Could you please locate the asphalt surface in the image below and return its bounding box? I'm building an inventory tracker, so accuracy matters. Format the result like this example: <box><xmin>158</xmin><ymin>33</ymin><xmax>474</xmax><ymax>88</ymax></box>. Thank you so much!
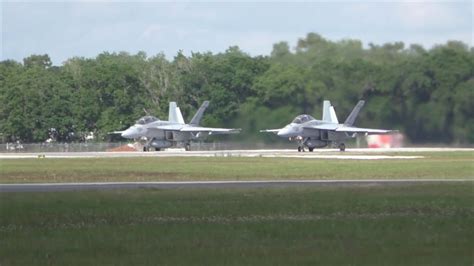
<box><xmin>2</xmin><ymin>147</ymin><xmax>472</xmax><ymax>160</ymax></box>
<box><xmin>1</xmin><ymin>179</ymin><xmax>472</xmax><ymax>193</ymax></box>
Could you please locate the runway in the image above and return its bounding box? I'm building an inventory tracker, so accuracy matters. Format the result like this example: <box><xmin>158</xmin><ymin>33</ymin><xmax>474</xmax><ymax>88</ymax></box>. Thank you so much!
<box><xmin>2</xmin><ymin>148</ymin><xmax>471</xmax><ymax>192</ymax></box>
<box><xmin>1</xmin><ymin>147</ymin><xmax>471</xmax><ymax>160</ymax></box>
<box><xmin>1</xmin><ymin>179</ymin><xmax>472</xmax><ymax>193</ymax></box>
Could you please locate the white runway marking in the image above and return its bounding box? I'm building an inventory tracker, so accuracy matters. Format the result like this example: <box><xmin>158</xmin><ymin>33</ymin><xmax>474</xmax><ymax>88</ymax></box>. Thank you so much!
<box><xmin>0</xmin><ymin>148</ymin><xmax>471</xmax><ymax>160</ymax></box>
<box><xmin>262</xmin><ymin>155</ymin><xmax>424</xmax><ymax>159</ymax></box>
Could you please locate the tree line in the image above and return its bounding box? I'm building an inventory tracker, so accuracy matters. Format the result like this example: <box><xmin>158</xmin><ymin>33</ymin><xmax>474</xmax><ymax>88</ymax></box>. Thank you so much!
<box><xmin>1</xmin><ymin>33</ymin><xmax>473</xmax><ymax>144</ymax></box>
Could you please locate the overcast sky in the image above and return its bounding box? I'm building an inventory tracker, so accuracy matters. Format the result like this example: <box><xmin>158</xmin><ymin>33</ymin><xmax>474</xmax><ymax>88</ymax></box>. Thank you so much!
<box><xmin>1</xmin><ymin>1</ymin><xmax>472</xmax><ymax>65</ymax></box>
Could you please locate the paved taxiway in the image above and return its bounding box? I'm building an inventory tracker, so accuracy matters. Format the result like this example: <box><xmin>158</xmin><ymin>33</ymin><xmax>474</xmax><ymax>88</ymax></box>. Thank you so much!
<box><xmin>1</xmin><ymin>179</ymin><xmax>472</xmax><ymax>193</ymax></box>
<box><xmin>2</xmin><ymin>147</ymin><xmax>472</xmax><ymax>160</ymax></box>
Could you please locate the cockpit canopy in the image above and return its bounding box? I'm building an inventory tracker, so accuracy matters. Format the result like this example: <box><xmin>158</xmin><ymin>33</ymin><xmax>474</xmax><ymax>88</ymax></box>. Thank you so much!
<box><xmin>292</xmin><ymin>114</ymin><xmax>315</xmax><ymax>124</ymax></box>
<box><xmin>136</xmin><ymin>116</ymin><xmax>159</xmax><ymax>125</ymax></box>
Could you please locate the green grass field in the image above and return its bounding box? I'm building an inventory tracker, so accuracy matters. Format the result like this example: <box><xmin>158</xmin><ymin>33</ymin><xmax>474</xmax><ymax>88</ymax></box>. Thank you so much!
<box><xmin>1</xmin><ymin>184</ymin><xmax>473</xmax><ymax>265</ymax></box>
<box><xmin>0</xmin><ymin>151</ymin><xmax>472</xmax><ymax>183</ymax></box>
<box><xmin>1</xmin><ymin>151</ymin><xmax>473</xmax><ymax>265</ymax></box>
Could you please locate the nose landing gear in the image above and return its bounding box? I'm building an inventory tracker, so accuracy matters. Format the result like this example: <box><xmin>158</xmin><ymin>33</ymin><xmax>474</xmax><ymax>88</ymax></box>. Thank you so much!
<box><xmin>295</xmin><ymin>137</ymin><xmax>317</xmax><ymax>152</ymax></box>
<box><xmin>142</xmin><ymin>137</ymin><xmax>154</xmax><ymax>152</ymax></box>
<box><xmin>296</xmin><ymin>137</ymin><xmax>305</xmax><ymax>152</ymax></box>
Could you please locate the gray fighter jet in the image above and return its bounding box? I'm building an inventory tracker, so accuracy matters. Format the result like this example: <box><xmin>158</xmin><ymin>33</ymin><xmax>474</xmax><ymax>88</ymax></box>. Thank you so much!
<box><xmin>260</xmin><ymin>100</ymin><xmax>394</xmax><ymax>152</ymax></box>
<box><xmin>113</xmin><ymin>101</ymin><xmax>240</xmax><ymax>151</ymax></box>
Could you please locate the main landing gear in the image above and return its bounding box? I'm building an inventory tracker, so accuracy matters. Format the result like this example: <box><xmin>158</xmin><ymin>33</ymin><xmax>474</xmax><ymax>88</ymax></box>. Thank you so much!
<box><xmin>143</xmin><ymin>138</ymin><xmax>154</xmax><ymax>152</ymax></box>
<box><xmin>296</xmin><ymin>137</ymin><xmax>316</xmax><ymax>152</ymax></box>
<box><xmin>297</xmin><ymin>137</ymin><xmax>305</xmax><ymax>152</ymax></box>
<box><xmin>338</xmin><ymin>143</ymin><xmax>346</xmax><ymax>152</ymax></box>
<box><xmin>297</xmin><ymin>146</ymin><xmax>315</xmax><ymax>152</ymax></box>
<box><xmin>143</xmin><ymin>146</ymin><xmax>160</xmax><ymax>152</ymax></box>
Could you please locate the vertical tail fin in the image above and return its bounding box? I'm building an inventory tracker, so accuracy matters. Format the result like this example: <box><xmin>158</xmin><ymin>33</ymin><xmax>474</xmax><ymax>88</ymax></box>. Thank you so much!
<box><xmin>322</xmin><ymin>100</ymin><xmax>339</xmax><ymax>123</ymax></box>
<box><xmin>322</xmin><ymin>101</ymin><xmax>331</xmax><ymax>122</ymax></box>
<box><xmin>168</xmin><ymin>102</ymin><xmax>185</xmax><ymax>124</ymax></box>
<box><xmin>329</xmin><ymin>105</ymin><xmax>339</xmax><ymax>124</ymax></box>
<box><xmin>344</xmin><ymin>100</ymin><xmax>365</xmax><ymax>126</ymax></box>
<box><xmin>189</xmin><ymin>101</ymin><xmax>209</xmax><ymax>126</ymax></box>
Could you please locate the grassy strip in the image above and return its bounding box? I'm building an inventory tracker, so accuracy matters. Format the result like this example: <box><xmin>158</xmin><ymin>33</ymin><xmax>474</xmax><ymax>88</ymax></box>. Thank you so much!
<box><xmin>1</xmin><ymin>183</ymin><xmax>473</xmax><ymax>265</ymax></box>
<box><xmin>0</xmin><ymin>151</ymin><xmax>472</xmax><ymax>183</ymax></box>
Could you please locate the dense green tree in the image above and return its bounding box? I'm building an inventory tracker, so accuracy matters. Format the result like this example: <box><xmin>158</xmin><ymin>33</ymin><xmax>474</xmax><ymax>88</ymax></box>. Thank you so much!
<box><xmin>23</xmin><ymin>54</ymin><xmax>52</xmax><ymax>69</ymax></box>
<box><xmin>0</xmin><ymin>34</ymin><xmax>472</xmax><ymax>144</ymax></box>
<box><xmin>1</xmin><ymin>56</ymin><xmax>73</xmax><ymax>141</ymax></box>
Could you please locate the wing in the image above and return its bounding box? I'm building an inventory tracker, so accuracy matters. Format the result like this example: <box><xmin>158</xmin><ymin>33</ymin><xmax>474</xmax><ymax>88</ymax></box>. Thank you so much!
<box><xmin>153</xmin><ymin>125</ymin><xmax>184</xmax><ymax>131</ymax></box>
<box><xmin>303</xmin><ymin>124</ymin><xmax>394</xmax><ymax>134</ymax></box>
<box><xmin>108</xmin><ymin>131</ymin><xmax>125</xmax><ymax>134</ymax></box>
<box><xmin>335</xmin><ymin>126</ymin><xmax>394</xmax><ymax>134</ymax></box>
<box><xmin>180</xmin><ymin>126</ymin><xmax>240</xmax><ymax>135</ymax></box>
<box><xmin>302</xmin><ymin>124</ymin><xmax>339</xmax><ymax>131</ymax></box>
<box><xmin>260</xmin><ymin>129</ymin><xmax>282</xmax><ymax>134</ymax></box>
<box><xmin>151</xmin><ymin>124</ymin><xmax>239</xmax><ymax>135</ymax></box>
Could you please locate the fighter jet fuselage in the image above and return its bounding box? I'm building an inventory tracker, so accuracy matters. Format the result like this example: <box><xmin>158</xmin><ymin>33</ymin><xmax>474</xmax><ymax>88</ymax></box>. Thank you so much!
<box><xmin>113</xmin><ymin>101</ymin><xmax>239</xmax><ymax>151</ymax></box>
<box><xmin>261</xmin><ymin>100</ymin><xmax>394</xmax><ymax>152</ymax></box>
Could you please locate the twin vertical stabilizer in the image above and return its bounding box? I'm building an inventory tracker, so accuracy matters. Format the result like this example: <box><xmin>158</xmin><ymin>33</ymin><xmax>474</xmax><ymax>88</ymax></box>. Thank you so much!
<box><xmin>168</xmin><ymin>101</ymin><xmax>210</xmax><ymax>125</ymax></box>
<box><xmin>344</xmin><ymin>100</ymin><xmax>365</xmax><ymax>126</ymax></box>
<box><xmin>322</xmin><ymin>100</ymin><xmax>339</xmax><ymax>124</ymax></box>
<box><xmin>322</xmin><ymin>100</ymin><xmax>365</xmax><ymax>126</ymax></box>
<box><xmin>168</xmin><ymin>102</ymin><xmax>185</xmax><ymax>124</ymax></box>
<box><xmin>189</xmin><ymin>101</ymin><xmax>209</xmax><ymax>126</ymax></box>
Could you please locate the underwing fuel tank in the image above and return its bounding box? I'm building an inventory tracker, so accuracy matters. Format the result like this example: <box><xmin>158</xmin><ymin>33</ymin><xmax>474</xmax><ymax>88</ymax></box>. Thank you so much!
<box><xmin>150</xmin><ymin>140</ymin><xmax>173</xmax><ymax>149</ymax></box>
<box><xmin>305</xmin><ymin>139</ymin><xmax>328</xmax><ymax>148</ymax></box>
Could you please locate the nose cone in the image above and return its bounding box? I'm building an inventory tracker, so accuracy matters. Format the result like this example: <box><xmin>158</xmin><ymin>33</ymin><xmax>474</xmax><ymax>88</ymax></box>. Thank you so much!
<box><xmin>121</xmin><ymin>126</ymin><xmax>144</xmax><ymax>139</ymax></box>
<box><xmin>277</xmin><ymin>125</ymin><xmax>294</xmax><ymax>138</ymax></box>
